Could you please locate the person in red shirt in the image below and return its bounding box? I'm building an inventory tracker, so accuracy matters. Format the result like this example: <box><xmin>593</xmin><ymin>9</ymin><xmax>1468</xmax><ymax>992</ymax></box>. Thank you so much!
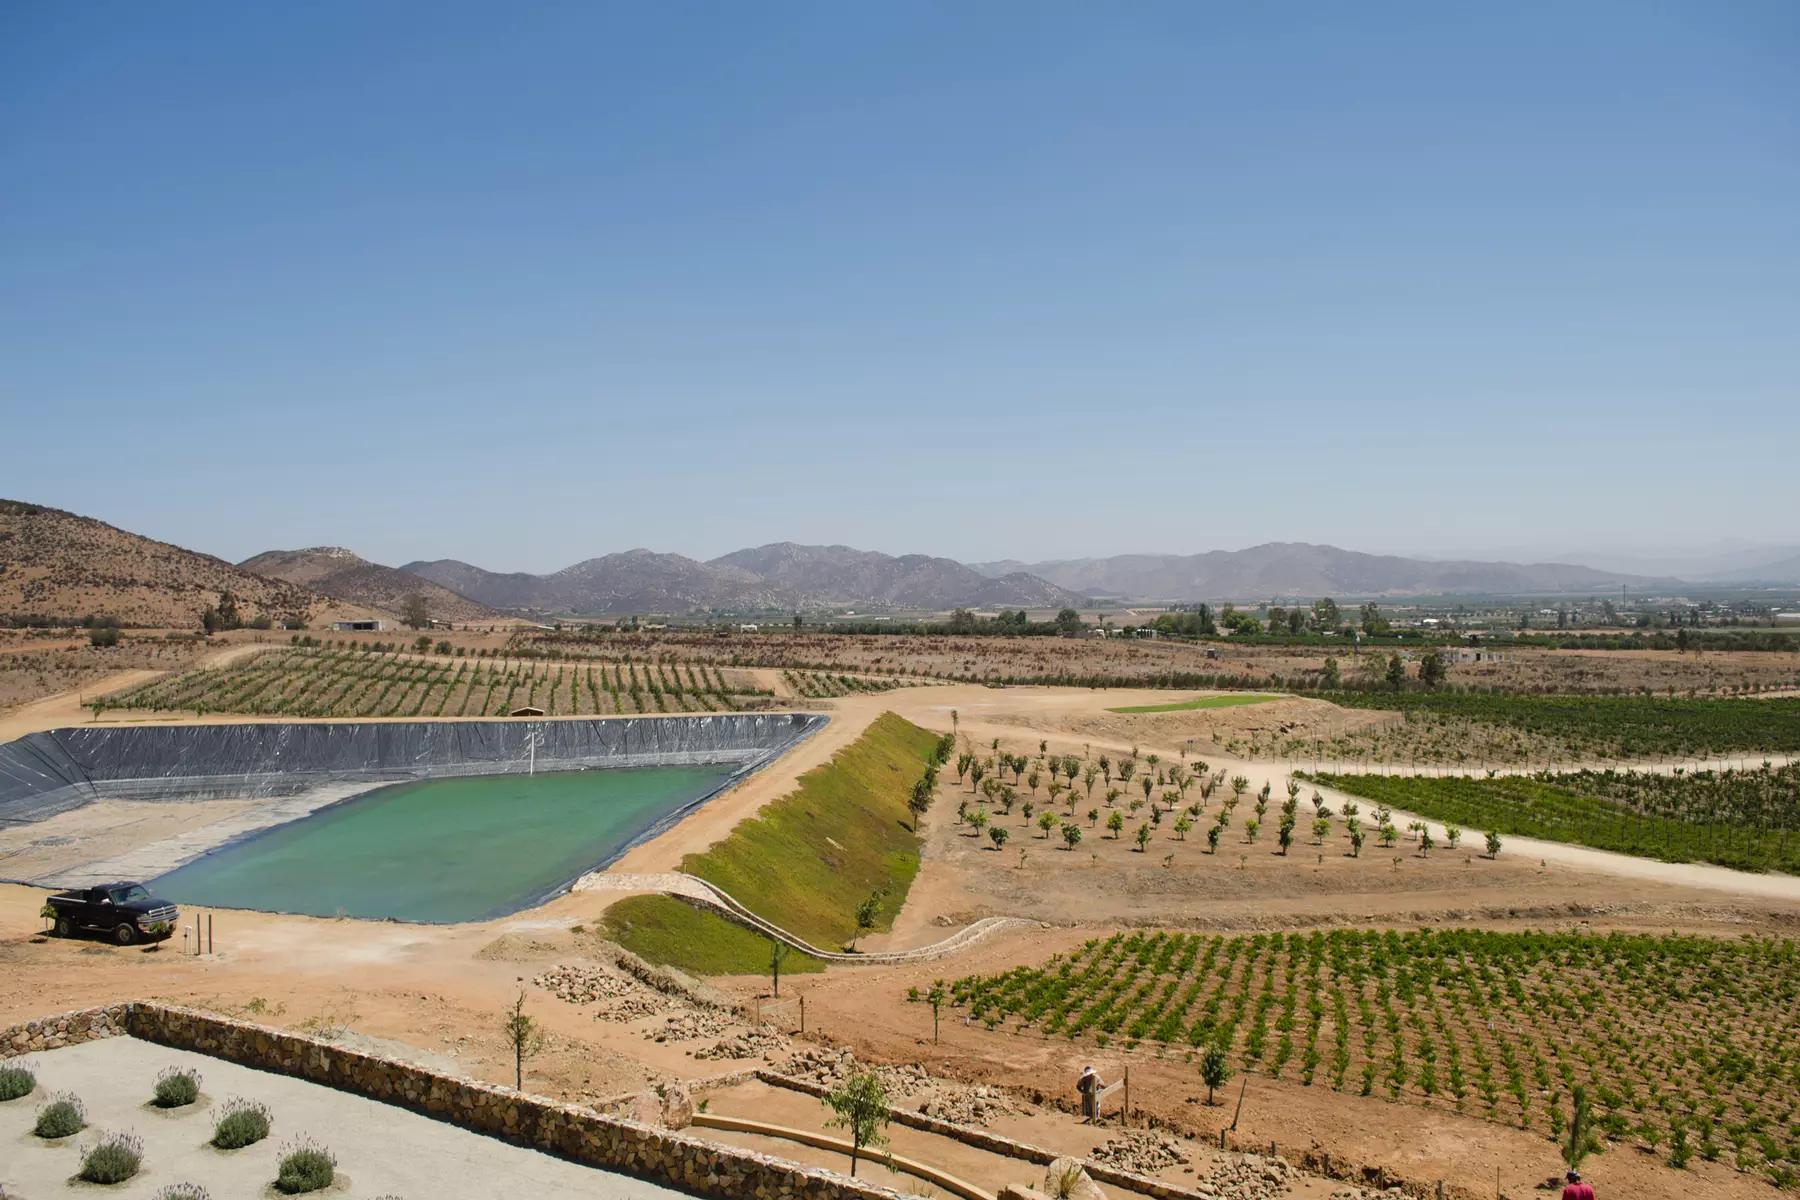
<box><xmin>1561</xmin><ymin>1168</ymin><xmax>1595</xmax><ymax>1200</ymax></box>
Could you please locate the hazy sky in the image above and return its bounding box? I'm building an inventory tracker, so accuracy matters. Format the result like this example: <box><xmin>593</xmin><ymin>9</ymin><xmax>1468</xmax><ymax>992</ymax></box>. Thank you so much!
<box><xmin>3</xmin><ymin>3</ymin><xmax>1796</xmax><ymax>572</ymax></box>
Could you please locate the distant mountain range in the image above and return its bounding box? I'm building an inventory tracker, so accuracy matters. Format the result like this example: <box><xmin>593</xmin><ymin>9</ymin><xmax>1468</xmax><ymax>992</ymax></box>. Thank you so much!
<box><xmin>239</xmin><ymin>548</ymin><xmax>499</xmax><ymax>623</ymax></box>
<box><xmin>397</xmin><ymin>543</ymin><xmax>1089</xmax><ymax>615</ymax></box>
<box><xmin>10</xmin><ymin>496</ymin><xmax>1800</xmax><ymax>629</ymax></box>
<box><xmin>971</xmin><ymin>543</ymin><xmax>1684</xmax><ymax>600</ymax></box>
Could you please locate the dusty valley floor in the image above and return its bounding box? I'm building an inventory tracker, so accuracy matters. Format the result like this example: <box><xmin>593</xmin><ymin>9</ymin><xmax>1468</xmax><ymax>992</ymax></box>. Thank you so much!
<box><xmin>3</xmin><ymin>678</ymin><xmax>1798</xmax><ymax>1199</ymax></box>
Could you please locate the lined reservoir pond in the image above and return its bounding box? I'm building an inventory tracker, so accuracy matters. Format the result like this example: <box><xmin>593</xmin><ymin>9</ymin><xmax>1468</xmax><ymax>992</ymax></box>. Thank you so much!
<box><xmin>151</xmin><ymin>765</ymin><xmax>735</xmax><ymax>922</ymax></box>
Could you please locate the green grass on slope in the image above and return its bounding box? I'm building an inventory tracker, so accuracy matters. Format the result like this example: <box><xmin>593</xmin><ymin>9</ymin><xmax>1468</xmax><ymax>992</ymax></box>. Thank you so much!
<box><xmin>1107</xmin><ymin>693</ymin><xmax>1281</xmax><ymax>714</ymax></box>
<box><xmin>604</xmin><ymin>711</ymin><xmax>942</xmax><ymax>972</ymax></box>
<box><xmin>602</xmin><ymin>894</ymin><xmax>825</xmax><ymax>977</ymax></box>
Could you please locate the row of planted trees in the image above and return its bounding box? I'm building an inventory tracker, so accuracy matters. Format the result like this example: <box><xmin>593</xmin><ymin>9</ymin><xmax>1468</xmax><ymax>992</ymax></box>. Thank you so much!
<box><xmin>950</xmin><ymin>928</ymin><xmax>1800</xmax><ymax>1185</ymax></box>
<box><xmin>940</xmin><ymin>730</ymin><xmax>1501</xmax><ymax>863</ymax></box>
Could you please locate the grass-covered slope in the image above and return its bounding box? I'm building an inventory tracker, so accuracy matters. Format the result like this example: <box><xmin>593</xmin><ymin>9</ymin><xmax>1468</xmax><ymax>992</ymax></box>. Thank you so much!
<box><xmin>603</xmin><ymin>711</ymin><xmax>946</xmax><ymax>972</ymax></box>
<box><xmin>601</xmin><ymin>893</ymin><xmax>826</xmax><ymax>976</ymax></box>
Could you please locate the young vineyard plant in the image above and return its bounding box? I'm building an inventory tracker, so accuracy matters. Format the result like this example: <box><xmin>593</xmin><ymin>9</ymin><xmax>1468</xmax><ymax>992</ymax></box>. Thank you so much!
<box><xmin>951</xmin><ymin>927</ymin><xmax>1800</xmax><ymax>1184</ymax></box>
<box><xmin>1314</xmin><ymin>763</ymin><xmax>1800</xmax><ymax>874</ymax></box>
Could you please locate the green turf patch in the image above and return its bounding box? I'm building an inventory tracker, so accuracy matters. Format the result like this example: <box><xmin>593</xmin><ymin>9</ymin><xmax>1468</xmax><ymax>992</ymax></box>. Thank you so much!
<box><xmin>601</xmin><ymin>712</ymin><xmax>944</xmax><ymax>973</ymax></box>
<box><xmin>601</xmin><ymin>895</ymin><xmax>825</xmax><ymax>976</ymax></box>
<box><xmin>1107</xmin><ymin>693</ymin><xmax>1282</xmax><ymax>714</ymax></box>
<box><xmin>681</xmin><ymin>711</ymin><xmax>940</xmax><ymax>954</ymax></box>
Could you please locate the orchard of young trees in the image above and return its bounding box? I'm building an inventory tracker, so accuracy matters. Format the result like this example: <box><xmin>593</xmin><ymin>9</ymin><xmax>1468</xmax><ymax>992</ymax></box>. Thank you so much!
<box><xmin>953</xmin><ymin>928</ymin><xmax>1800</xmax><ymax>1183</ymax></box>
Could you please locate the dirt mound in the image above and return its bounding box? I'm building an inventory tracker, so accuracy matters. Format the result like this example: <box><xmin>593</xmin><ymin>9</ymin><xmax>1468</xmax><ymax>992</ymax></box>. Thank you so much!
<box><xmin>474</xmin><ymin>934</ymin><xmax>564</xmax><ymax>962</ymax></box>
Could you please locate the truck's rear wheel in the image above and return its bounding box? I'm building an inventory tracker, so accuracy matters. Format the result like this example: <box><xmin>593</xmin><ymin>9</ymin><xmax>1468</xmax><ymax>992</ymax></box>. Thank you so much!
<box><xmin>55</xmin><ymin>917</ymin><xmax>73</xmax><ymax>938</ymax></box>
<box><xmin>113</xmin><ymin>923</ymin><xmax>137</xmax><ymax>946</ymax></box>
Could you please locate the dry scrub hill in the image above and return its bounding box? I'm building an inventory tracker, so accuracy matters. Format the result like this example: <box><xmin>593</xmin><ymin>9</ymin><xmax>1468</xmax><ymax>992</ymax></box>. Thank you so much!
<box><xmin>240</xmin><ymin>547</ymin><xmax>498</xmax><ymax>624</ymax></box>
<box><xmin>0</xmin><ymin>499</ymin><xmax>383</xmax><ymax>628</ymax></box>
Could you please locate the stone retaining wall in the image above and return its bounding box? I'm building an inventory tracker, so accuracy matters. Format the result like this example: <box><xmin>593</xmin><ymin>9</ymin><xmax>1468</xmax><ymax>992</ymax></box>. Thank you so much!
<box><xmin>0</xmin><ymin>1003</ymin><xmax>128</xmax><ymax>1056</ymax></box>
<box><xmin>4</xmin><ymin>1002</ymin><xmax>908</xmax><ymax>1200</ymax></box>
<box><xmin>752</xmin><ymin>1071</ymin><xmax>1205</xmax><ymax>1200</ymax></box>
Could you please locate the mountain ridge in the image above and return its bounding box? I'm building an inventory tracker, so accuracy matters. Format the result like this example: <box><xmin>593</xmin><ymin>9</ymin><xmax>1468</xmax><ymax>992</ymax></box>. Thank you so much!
<box><xmin>0</xmin><ymin>500</ymin><xmax>385</xmax><ymax>628</ymax></box>
<box><xmin>400</xmin><ymin>543</ymin><xmax>1086</xmax><ymax>614</ymax></box>
<box><xmin>970</xmin><ymin>542</ymin><xmax>1689</xmax><ymax>599</ymax></box>
<box><xmin>239</xmin><ymin>548</ymin><xmax>499</xmax><ymax>623</ymax></box>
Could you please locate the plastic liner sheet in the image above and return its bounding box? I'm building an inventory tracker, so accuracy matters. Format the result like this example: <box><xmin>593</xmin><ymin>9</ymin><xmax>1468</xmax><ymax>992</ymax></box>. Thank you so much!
<box><xmin>0</xmin><ymin>713</ymin><xmax>825</xmax><ymax>827</ymax></box>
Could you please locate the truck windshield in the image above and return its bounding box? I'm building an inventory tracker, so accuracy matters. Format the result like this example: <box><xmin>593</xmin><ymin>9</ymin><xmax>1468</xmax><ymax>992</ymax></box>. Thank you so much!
<box><xmin>110</xmin><ymin>886</ymin><xmax>150</xmax><ymax>905</ymax></box>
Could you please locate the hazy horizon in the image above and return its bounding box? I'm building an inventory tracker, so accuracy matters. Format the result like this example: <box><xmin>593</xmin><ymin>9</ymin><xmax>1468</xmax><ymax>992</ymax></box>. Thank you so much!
<box><xmin>4</xmin><ymin>4</ymin><xmax>1795</xmax><ymax>572</ymax></box>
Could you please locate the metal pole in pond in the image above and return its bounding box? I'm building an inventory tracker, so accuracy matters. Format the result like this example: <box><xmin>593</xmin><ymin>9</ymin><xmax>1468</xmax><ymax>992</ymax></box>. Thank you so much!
<box><xmin>526</xmin><ymin>729</ymin><xmax>545</xmax><ymax>776</ymax></box>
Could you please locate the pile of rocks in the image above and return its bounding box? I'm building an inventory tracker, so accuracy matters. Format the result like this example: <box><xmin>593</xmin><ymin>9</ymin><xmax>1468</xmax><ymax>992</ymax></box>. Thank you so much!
<box><xmin>781</xmin><ymin>1045</ymin><xmax>863</xmax><ymax>1085</ymax></box>
<box><xmin>1194</xmin><ymin>1152</ymin><xmax>1299</xmax><ymax>1200</ymax></box>
<box><xmin>916</xmin><ymin>1083</ymin><xmax>1015</xmax><ymax>1127</ymax></box>
<box><xmin>693</xmin><ymin>1026</ymin><xmax>791</xmax><ymax>1061</ymax></box>
<box><xmin>1089</xmin><ymin>1130</ymin><xmax>1191</xmax><ymax>1173</ymax></box>
<box><xmin>534</xmin><ymin>964</ymin><xmax>667</xmax><ymax>1022</ymax></box>
<box><xmin>644</xmin><ymin>1010</ymin><xmax>734</xmax><ymax>1044</ymax></box>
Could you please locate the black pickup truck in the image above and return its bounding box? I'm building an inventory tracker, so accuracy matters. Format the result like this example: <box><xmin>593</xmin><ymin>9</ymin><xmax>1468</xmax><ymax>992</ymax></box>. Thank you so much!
<box><xmin>46</xmin><ymin>882</ymin><xmax>179</xmax><ymax>945</ymax></box>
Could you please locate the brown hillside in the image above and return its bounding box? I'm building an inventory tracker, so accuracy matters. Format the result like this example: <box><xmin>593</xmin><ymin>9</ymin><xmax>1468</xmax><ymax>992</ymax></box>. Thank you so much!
<box><xmin>240</xmin><ymin>547</ymin><xmax>498</xmax><ymax>623</ymax></box>
<box><xmin>0</xmin><ymin>500</ymin><xmax>383</xmax><ymax>629</ymax></box>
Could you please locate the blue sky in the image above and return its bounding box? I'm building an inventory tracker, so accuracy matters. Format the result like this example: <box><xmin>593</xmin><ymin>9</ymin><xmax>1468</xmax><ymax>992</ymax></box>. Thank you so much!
<box><xmin>3</xmin><ymin>2</ymin><xmax>1796</xmax><ymax>572</ymax></box>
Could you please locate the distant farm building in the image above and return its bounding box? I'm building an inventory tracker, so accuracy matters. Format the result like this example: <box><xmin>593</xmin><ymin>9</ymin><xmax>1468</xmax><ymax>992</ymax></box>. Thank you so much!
<box><xmin>332</xmin><ymin>620</ymin><xmax>386</xmax><ymax>632</ymax></box>
<box><xmin>509</xmin><ymin>706</ymin><xmax>546</xmax><ymax>717</ymax></box>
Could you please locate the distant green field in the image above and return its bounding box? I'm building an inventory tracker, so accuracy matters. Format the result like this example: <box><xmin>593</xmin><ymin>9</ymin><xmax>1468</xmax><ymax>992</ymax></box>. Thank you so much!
<box><xmin>1107</xmin><ymin>693</ymin><xmax>1282</xmax><ymax>714</ymax></box>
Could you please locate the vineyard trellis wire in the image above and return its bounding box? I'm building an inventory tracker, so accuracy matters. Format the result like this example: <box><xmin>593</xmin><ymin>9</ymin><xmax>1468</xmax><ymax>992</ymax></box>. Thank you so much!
<box><xmin>953</xmin><ymin>928</ymin><xmax>1800</xmax><ymax>1182</ymax></box>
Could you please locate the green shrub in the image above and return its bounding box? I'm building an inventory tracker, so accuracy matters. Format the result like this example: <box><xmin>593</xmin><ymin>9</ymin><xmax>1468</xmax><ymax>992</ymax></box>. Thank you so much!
<box><xmin>211</xmin><ymin>1097</ymin><xmax>271</xmax><ymax>1148</ymax></box>
<box><xmin>275</xmin><ymin>1139</ymin><xmax>337</xmax><ymax>1194</ymax></box>
<box><xmin>79</xmin><ymin>1131</ymin><xmax>145</xmax><ymax>1183</ymax></box>
<box><xmin>35</xmin><ymin>1093</ymin><xmax>86</xmax><ymax>1138</ymax></box>
<box><xmin>154</xmin><ymin>1186</ymin><xmax>213</xmax><ymax>1200</ymax></box>
<box><xmin>153</xmin><ymin>1066</ymin><xmax>201</xmax><ymax>1108</ymax></box>
<box><xmin>0</xmin><ymin>1062</ymin><xmax>35</xmax><ymax>1101</ymax></box>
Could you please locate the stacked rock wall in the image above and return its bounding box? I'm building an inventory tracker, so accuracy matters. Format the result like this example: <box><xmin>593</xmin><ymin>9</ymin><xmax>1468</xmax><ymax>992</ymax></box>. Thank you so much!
<box><xmin>2</xmin><ymin>1001</ymin><xmax>904</xmax><ymax>1200</ymax></box>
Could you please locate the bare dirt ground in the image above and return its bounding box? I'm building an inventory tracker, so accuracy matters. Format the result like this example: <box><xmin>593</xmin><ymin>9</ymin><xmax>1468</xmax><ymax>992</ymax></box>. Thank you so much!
<box><xmin>0</xmin><ymin>798</ymin><xmax>262</xmax><ymax>881</ymax></box>
<box><xmin>0</xmin><ymin>632</ymin><xmax>210</xmax><ymax>712</ymax></box>
<box><xmin>3</xmin><ymin>680</ymin><xmax>1797</xmax><ymax>1199</ymax></box>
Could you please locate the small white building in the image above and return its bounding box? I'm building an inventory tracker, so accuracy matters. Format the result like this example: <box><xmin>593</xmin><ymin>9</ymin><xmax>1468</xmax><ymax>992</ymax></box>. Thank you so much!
<box><xmin>332</xmin><ymin>619</ymin><xmax>385</xmax><ymax>632</ymax></box>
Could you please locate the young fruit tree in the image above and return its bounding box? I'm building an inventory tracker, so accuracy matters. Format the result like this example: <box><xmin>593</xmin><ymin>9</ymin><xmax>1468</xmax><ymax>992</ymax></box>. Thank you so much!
<box><xmin>1200</xmin><ymin>1045</ymin><xmax>1233</xmax><ymax>1105</ymax></box>
<box><xmin>770</xmin><ymin>939</ymin><xmax>790</xmax><ymax>999</ymax></box>
<box><xmin>822</xmin><ymin>1070</ymin><xmax>891</xmax><ymax>1177</ymax></box>
<box><xmin>504</xmin><ymin>992</ymin><xmax>546</xmax><ymax>1090</ymax></box>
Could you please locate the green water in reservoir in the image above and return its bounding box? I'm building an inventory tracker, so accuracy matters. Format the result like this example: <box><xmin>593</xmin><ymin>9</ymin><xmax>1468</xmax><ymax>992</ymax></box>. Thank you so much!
<box><xmin>151</xmin><ymin>766</ymin><xmax>734</xmax><ymax>923</ymax></box>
